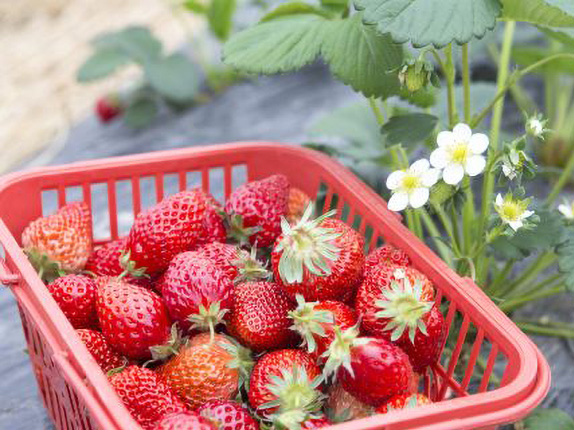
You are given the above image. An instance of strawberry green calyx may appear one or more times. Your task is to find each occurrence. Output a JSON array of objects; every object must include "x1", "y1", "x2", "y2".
[
  {"x1": 289, "y1": 295, "x2": 333, "y2": 353},
  {"x1": 218, "y1": 335, "x2": 255, "y2": 391},
  {"x1": 272, "y1": 410, "x2": 324, "y2": 430},
  {"x1": 149, "y1": 324, "x2": 186, "y2": 362},
  {"x1": 260, "y1": 365, "x2": 325, "y2": 418},
  {"x1": 275, "y1": 205, "x2": 341, "y2": 284},
  {"x1": 375, "y1": 269, "x2": 433, "y2": 343},
  {"x1": 227, "y1": 213, "x2": 262, "y2": 246},
  {"x1": 188, "y1": 302, "x2": 229, "y2": 340},
  {"x1": 322, "y1": 325, "x2": 371, "y2": 380},
  {"x1": 25, "y1": 249, "x2": 66, "y2": 283},
  {"x1": 234, "y1": 246, "x2": 271, "y2": 283},
  {"x1": 119, "y1": 250, "x2": 149, "y2": 279}
]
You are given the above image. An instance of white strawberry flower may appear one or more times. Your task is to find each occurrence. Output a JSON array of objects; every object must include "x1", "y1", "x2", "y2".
[
  {"x1": 430, "y1": 123, "x2": 490, "y2": 185},
  {"x1": 494, "y1": 194, "x2": 534, "y2": 231},
  {"x1": 386, "y1": 159, "x2": 439, "y2": 212},
  {"x1": 558, "y1": 199, "x2": 574, "y2": 220}
]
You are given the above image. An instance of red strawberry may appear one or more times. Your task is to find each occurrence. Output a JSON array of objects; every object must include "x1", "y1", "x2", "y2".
[
  {"x1": 286, "y1": 188, "x2": 312, "y2": 225},
  {"x1": 364, "y1": 245, "x2": 411, "y2": 276},
  {"x1": 109, "y1": 366, "x2": 187, "y2": 430},
  {"x1": 248, "y1": 349, "x2": 323, "y2": 419},
  {"x1": 47, "y1": 274, "x2": 98, "y2": 329},
  {"x1": 196, "y1": 190, "x2": 226, "y2": 246},
  {"x1": 228, "y1": 281, "x2": 296, "y2": 352},
  {"x1": 271, "y1": 208, "x2": 364, "y2": 302},
  {"x1": 127, "y1": 189, "x2": 208, "y2": 275},
  {"x1": 158, "y1": 333, "x2": 254, "y2": 409},
  {"x1": 225, "y1": 174, "x2": 290, "y2": 247},
  {"x1": 376, "y1": 393, "x2": 431, "y2": 414},
  {"x1": 197, "y1": 400, "x2": 259, "y2": 430},
  {"x1": 96, "y1": 277, "x2": 172, "y2": 360},
  {"x1": 289, "y1": 296, "x2": 357, "y2": 360},
  {"x1": 95, "y1": 94, "x2": 123, "y2": 123},
  {"x1": 160, "y1": 251, "x2": 233, "y2": 334},
  {"x1": 154, "y1": 412, "x2": 217, "y2": 430},
  {"x1": 76, "y1": 329, "x2": 125, "y2": 372},
  {"x1": 325, "y1": 382, "x2": 374, "y2": 421},
  {"x1": 356, "y1": 265, "x2": 434, "y2": 338},
  {"x1": 323, "y1": 326, "x2": 413, "y2": 406},
  {"x1": 195, "y1": 243, "x2": 269, "y2": 283},
  {"x1": 22, "y1": 202, "x2": 92, "y2": 280},
  {"x1": 85, "y1": 238, "x2": 152, "y2": 288},
  {"x1": 300, "y1": 416, "x2": 332, "y2": 430}
]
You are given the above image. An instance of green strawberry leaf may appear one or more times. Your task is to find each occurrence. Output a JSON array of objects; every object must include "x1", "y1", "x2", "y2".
[
  {"x1": 539, "y1": 26, "x2": 574, "y2": 48},
  {"x1": 512, "y1": 46, "x2": 574, "y2": 75},
  {"x1": 93, "y1": 26, "x2": 162, "y2": 63},
  {"x1": 184, "y1": 0, "x2": 208, "y2": 14},
  {"x1": 556, "y1": 228, "x2": 574, "y2": 292},
  {"x1": 145, "y1": 53, "x2": 198, "y2": 103},
  {"x1": 208, "y1": 0, "x2": 237, "y2": 41},
  {"x1": 380, "y1": 113, "x2": 438, "y2": 147},
  {"x1": 77, "y1": 48, "x2": 131, "y2": 82},
  {"x1": 322, "y1": 14, "x2": 403, "y2": 98},
  {"x1": 354, "y1": 0, "x2": 501, "y2": 48},
  {"x1": 124, "y1": 97, "x2": 158, "y2": 129},
  {"x1": 501, "y1": 0, "x2": 574, "y2": 27},
  {"x1": 261, "y1": 2, "x2": 334, "y2": 21},
  {"x1": 522, "y1": 408, "x2": 574, "y2": 430}
]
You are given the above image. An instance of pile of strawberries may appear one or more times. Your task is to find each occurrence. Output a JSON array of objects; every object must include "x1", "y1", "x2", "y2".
[{"x1": 21, "y1": 174, "x2": 446, "y2": 430}]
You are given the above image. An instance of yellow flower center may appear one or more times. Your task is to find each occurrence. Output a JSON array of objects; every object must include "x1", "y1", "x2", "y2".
[
  {"x1": 449, "y1": 142, "x2": 470, "y2": 164},
  {"x1": 500, "y1": 202, "x2": 522, "y2": 221},
  {"x1": 401, "y1": 174, "x2": 421, "y2": 192}
]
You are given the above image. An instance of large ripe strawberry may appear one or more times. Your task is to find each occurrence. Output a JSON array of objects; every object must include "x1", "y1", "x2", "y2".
[
  {"x1": 355, "y1": 265, "x2": 444, "y2": 372},
  {"x1": 286, "y1": 188, "x2": 312, "y2": 225},
  {"x1": 109, "y1": 365, "x2": 187, "y2": 430},
  {"x1": 160, "y1": 251, "x2": 233, "y2": 334},
  {"x1": 325, "y1": 382, "x2": 374, "y2": 421},
  {"x1": 154, "y1": 412, "x2": 217, "y2": 430},
  {"x1": 196, "y1": 189, "x2": 226, "y2": 246},
  {"x1": 47, "y1": 274, "x2": 98, "y2": 329},
  {"x1": 196, "y1": 242, "x2": 270, "y2": 283},
  {"x1": 158, "y1": 333, "x2": 254, "y2": 409},
  {"x1": 323, "y1": 326, "x2": 413, "y2": 406},
  {"x1": 376, "y1": 393, "x2": 431, "y2": 414},
  {"x1": 225, "y1": 174, "x2": 290, "y2": 247},
  {"x1": 289, "y1": 296, "x2": 357, "y2": 360},
  {"x1": 96, "y1": 277, "x2": 172, "y2": 360},
  {"x1": 85, "y1": 238, "x2": 152, "y2": 288},
  {"x1": 197, "y1": 400, "x2": 259, "y2": 430},
  {"x1": 127, "y1": 189, "x2": 208, "y2": 275},
  {"x1": 248, "y1": 349, "x2": 323, "y2": 421},
  {"x1": 228, "y1": 281, "x2": 296, "y2": 352},
  {"x1": 271, "y1": 207, "x2": 364, "y2": 302},
  {"x1": 76, "y1": 329, "x2": 126, "y2": 372},
  {"x1": 364, "y1": 245, "x2": 411, "y2": 276},
  {"x1": 22, "y1": 202, "x2": 92, "y2": 281}
]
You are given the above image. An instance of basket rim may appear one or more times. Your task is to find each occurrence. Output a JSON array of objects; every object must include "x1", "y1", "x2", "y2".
[{"x1": 0, "y1": 142, "x2": 550, "y2": 430}]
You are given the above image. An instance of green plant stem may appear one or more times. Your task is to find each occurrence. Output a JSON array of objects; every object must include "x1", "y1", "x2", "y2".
[
  {"x1": 407, "y1": 209, "x2": 423, "y2": 239},
  {"x1": 500, "y1": 285, "x2": 565, "y2": 313},
  {"x1": 433, "y1": 204, "x2": 460, "y2": 256},
  {"x1": 517, "y1": 321, "x2": 574, "y2": 338},
  {"x1": 476, "y1": 21, "x2": 515, "y2": 257},
  {"x1": 502, "y1": 252, "x2": 557, "y2": 298},
  {"x1": 420, "y1": 210, "x2": 453, "y2": 266},
  {"x1": 450, "y1": 205, "x2": 462, "y2": 252},
  {"x1": 462, "y1": 44, "x2": 471, "y2": 124},
  {"x1": 462, "y1": 177, "x2": 475, "y2": 253},
  {"x1": 369, "y1": 97, "x2": 385, "y2": 124},
  {"x1": 547, "y1": 148, "x2": 574, "y2": 204},
  {"x1": 488, "y1": 260, "x2": 515, "y2": 295},
  {"x1": 444, "y1": 44, "x2": 458, "y2": 128}
]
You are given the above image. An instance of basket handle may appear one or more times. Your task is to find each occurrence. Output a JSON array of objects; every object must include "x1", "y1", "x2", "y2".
[{"x1": 0, "y1": 257, "x2": 19, "y2": 285}]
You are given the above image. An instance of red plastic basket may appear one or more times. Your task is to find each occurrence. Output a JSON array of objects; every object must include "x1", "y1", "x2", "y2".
[{"x1": 0, "y1": 143, "x2": 549, "y2": 430}]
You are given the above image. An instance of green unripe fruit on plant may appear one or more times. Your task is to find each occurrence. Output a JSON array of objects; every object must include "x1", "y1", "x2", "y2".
[{"x1": 398, "y1": 60, "x2": 435, "y2": 93}]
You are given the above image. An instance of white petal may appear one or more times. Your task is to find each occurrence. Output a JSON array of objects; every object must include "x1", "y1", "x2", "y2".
[
  {"x1": 465, "y1": 155, "x2": 486, "y2": 176},
  {"x1": 409, "y1": 188, "x2": 429, "y2": 209},
  {"x1": 386, "y1": 170, "x2": 405, "y2": 191},
  {"x1": 437, "y1": 131, "x2": 455, "y2": 147},
  {"x1": 559, "y1": 204, "x2": 573, "y2": 218},
  {"x1": 509, "y1": 220, "x2": 523, "y2": 231},
  {"x1": 421, "y1": 168, "x2": 440, "y2": 187},
  {"x1": 453, "y1": 123, "x2": 472, "y2": 142},
  {"x1": 469, "y1": 133, "x2": 489, "y2": 154},
  {"x1": 442, "y1": 163, "x2": 464, "y2": 185},
  {"x1": 430, "y1": 148, "x2": 448, "y2": 169},
  {"x1": 522, "y1": 210, "x2": 534, "y2": 219},
  {"x1": 495, "y1": 194, "x2": 504, "y2": 206},
  {"x1": 410, "y1": 159, "x2": 430, "y2": 175},
  {"x1": 388, "y1": 192, "x2": 409, "y2": 212}
]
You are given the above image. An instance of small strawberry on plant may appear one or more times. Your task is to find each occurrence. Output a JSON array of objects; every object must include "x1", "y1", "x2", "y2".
[
  {"x1": 47, "y1": 274, "x2": 98, "y2": 329},
  {"x1": 225, "y1": 174, "x2": 290, "y2": 247},
  {"x1": 109, "y1": 365, "x2": 187, "y2": 430},
  {"x1": 271, "y1": 205, "x2": 364, "y2": 302},
  {"x1": 95, "y1": 94, "x2": 123, "y2": 123},
  {"x1": 22, "y1": 202, "x2": 92, "y2": 281},
  {"x1": 322, "y1": 325, "x2": 414, "y2": 406}
]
